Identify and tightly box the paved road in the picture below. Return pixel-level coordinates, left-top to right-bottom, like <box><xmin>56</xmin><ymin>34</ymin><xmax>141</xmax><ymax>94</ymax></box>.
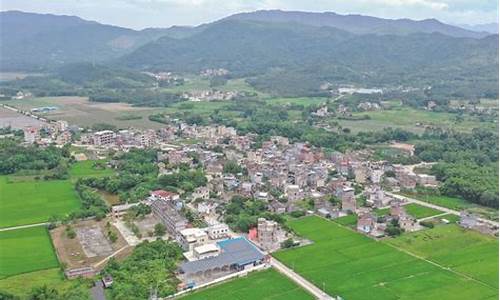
<box><xmin>386</xmin><ymin>192</ymin><xmax>499</xmax><ymax>226</ymax></box>
<box><xmin>270</xmin><ymin>257</ymin><xmax>335</xmax><ymax>300</ymax></box>
<box><xmin>0</xmin><ymin>222</ymin><xmax>47</xmax><ymax>232</ymax></box>
<box><xmin>418</xmin><ymin>212</ymin><xmax>449</xmax><ymax>222</ymax></box>
<box><xmin>90</xmin><ymin>281</ymin><xmax>106</xmax><ymax>300</ymax></box>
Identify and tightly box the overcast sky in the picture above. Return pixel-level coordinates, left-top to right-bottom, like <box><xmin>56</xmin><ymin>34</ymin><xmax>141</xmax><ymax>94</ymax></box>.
<box><xmin>1</xmin><ymin>0</ymin><xmax>498</xmax><ymax>29</ymax></box>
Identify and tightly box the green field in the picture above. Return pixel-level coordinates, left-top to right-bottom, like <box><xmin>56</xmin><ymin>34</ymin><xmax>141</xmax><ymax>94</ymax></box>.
<box><xmin>337</xmin><ymin>107</ymin><xmax>497</xmax><ymax>133</ymax></box>
<box><xmin>274</xmin><ymin>216</ymin><xmax>498</xmax><ymax>300</ymax></box>
<box><xmin>0</xmin><ymin>227</ymin><xmax>59</xmax><ymax>278</ymax></box>
<box><xmin>264</xmin><ymin>97</ymin><xmax>327</xmax><ymax>107</ymax></box>
<box><xmin>374</xmin><ymin>208</ymin><xmax>390</xmax><ymax>216</ymax></box>
<box><xmin>69</xmin><ymin>160</ymin><xmax>114</xmax><ymax>178</ymax></box>
<box><xmin>437</xmin><ymin>214</ymin><xmax>461</xmax><ymax>223</ymax></box>
<box><xmin>333</xmin><ymin>214</ymin><xmax>357</xmax><ymax>226</ymax></box>
<box><xmin>387</xmin><ymin>225</ymin><xmax>499</xmax><ymax>288</ymax></box>
<box><xmin>0</xmin><ymin>268</ymin><xmax>68</xmax><ymax>297</ymax></box>
<box><xmin>372</xmin><ymin>204</ymin><xmax>443</xmax><ymax>219</ymax></box>
<box><xmin>0</xmin><ymin>176</ymin><xmax>80</xmax><ymax>228</ymax></box>
<box><xmin>401</xmin><ymin>193</ymin><xmax>473</xmax><ymax>210</ymax></box>
<box><xmin>179</xmin><ymin>268</ymin><xmax>313</xmax><ymax>300</ymax></box>
<box><xmin>400</xmin><ymin>193</ymin><xmax>498</xmax><ymax>221</ymax></box>
<box><xmin>403</xmin><ymin>203</ymin><xmax>444</xmax><ymax>219</ymax></box>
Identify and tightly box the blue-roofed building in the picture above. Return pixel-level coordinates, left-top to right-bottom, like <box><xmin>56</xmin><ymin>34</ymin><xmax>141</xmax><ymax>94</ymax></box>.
<box><xmin>179</xmin><ymin>237</ymin><xmax>265</xmax><ymax>277</ymax></box>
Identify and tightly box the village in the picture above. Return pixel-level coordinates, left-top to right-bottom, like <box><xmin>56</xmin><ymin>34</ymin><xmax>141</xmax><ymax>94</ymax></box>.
<box><xmin>11</xmin><ymin>109</ymin><xmax>498</xmax><ymax>297</ymax></box>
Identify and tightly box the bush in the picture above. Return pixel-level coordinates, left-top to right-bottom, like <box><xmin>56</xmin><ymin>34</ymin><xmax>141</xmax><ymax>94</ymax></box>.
<box><xmin>290</xmin><ymin>210</ymin><xmax>306</xmax><ymax>218</ymax></box>
<box><xmin>419</xmin><ymin>220</ymin><xmax>435</xmax><ymax>228</ymax></box>
<box><xmin>281</xmin><ymin>238</ymin><xmax>295</xmax><ymax>249</ymax></box>
<box><xmin>154</xmin><ymin>223</ymin><xmax>167</xmax><ymax>237</ymax></box>
<box><xmin>66</xmin><ymin>226</ymin><xmax>76</xmax><ymax>239</ymax></box>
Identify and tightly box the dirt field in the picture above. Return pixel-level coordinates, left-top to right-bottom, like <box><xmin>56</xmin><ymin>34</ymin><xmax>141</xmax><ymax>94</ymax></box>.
<box><xmin>51</xmin><ymin>218</ymin><xmax>129</xmax><ymax>270</ymax></box>
<box><xmin>135</xmin><ymin>214</ymin><xmax>162</xmax><ymax>237</ymax></box>
<box><xmin>0</xmin><ymin>106</ymin><xmax>45</xmax><ymax>129</ymax></box>
<box><xmin>4</xmin><ymin>97</ymin><xmax>166</xmax><ymax>129</ymax></box>
<box><xmin>389</xmin><ymin>142</ymin><xmax>415</xmax><ymax>155</ymax></box>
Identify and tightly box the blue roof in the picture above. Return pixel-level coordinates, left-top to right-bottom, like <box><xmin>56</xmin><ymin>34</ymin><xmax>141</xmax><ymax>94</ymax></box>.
<box><xmin>180</xmin><ymin>237</ymin><xmax>264</xmax><ymax>274</ymax></box>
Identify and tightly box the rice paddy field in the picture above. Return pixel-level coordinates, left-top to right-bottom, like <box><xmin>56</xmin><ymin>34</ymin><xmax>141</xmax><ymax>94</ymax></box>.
<box><xmin>274</xmin><ymin>216</ymin><xmax>498</xmax><ymax>300</ymax></box>
<box><xmin>178</xmin><ymin>268</ymin><xmax>314</xmax><ymax>300</ymax></box>
<box><xmin>0</xmin><ymin>268</ymin><xmax>67</xmax><ymax>297</ymax></box>
<box><xmin>0</xmin><ymin>226</ymin><xmax>59</xmax><ymax>278</ymax></box>
<box><xmin>0</xmin><ymin>176</ymin><xmax>81</xmax><ymax>228</ymax></box>
<box><xmin>386</xmin><ymin>225</ymin><xmax>499</xmax><ymax>289</ymax></box>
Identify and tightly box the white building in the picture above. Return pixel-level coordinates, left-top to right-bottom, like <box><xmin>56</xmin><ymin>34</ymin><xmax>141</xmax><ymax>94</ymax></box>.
<box><xmin>206</xmin><ymin>223</ymin><xmax>229</xmax><ymax>240</ymax></box>
<box><xmin>193</xmin><ymin>243</ymin><xmax>220</xmax><ymax>260</ymax></box>
<box><xmin>178</xmin><ymin>228</ymin><xmax>208</xmax><ymax>251</ymax></box>
<box><xmin>92</xmin><ymin>130</ymin><xmax>115</xmax><ymax>146</ymax></box>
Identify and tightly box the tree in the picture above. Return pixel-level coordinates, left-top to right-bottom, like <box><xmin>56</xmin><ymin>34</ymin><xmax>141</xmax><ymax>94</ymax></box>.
<box><xmin>154</xmin><ymin>223</ymin><xmax>166</xmax><ymax>237</ymax></box>
<box><xmin>28</xmin><ymin>285</ymin><xmax>59</xmax><ymax>300</ymax></box>
<box><xmin>290</xmin><ymin>210</ymin><xmax>305</xmax><ymax>218</ymax></box>
<box><xmin>281</xmin><ymin>238</ymin><xmax>295</xmax><ymax>249</ymax></box>
<box><xmin>65</xmin><ymin>225</ymin><xmax>76</xmax><ymax>239</ymax></box>
<box><xmin>419</xmin><ymin>220</ymin><xmax>434</xmax><ymax>228</ymax></box>
<box><xmin>223</xmin><ymin>160</ymin><xmax>242</xmax><ymax>174</ymax></box>
<box><xmin>104</xmin><ymin>240</ymin><xmax>182</xmax><ymax>299</ymax></box>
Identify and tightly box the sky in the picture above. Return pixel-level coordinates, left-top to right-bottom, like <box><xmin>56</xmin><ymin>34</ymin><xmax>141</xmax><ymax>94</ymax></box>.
<box><xmin>1</xmin><ymin>0</ymin><xmax>498</xmax><ymax>29</ymax></box>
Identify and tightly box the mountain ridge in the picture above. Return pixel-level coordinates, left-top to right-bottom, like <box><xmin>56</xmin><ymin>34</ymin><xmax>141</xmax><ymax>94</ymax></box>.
<box><xmin>223</xmin><ymin>9</ymin><xmax>490</xmax><ymax>38</ymax></box>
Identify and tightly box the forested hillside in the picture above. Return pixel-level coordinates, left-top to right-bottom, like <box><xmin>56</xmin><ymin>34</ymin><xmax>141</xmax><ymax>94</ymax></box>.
<box><xmin>122</xmin><ymin>20</ymin><xmax>498</xmax><ymax>98</ymax></box>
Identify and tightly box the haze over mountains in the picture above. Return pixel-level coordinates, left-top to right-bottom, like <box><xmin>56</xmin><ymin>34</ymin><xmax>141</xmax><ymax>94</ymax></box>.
<box><xmin>0</xmin><ymin>10</ymin><xmax>498</xmax><ymax>98</ymax></box>
<box><xmin>224</xmin><ymin>10</ymin><xmax>492</xmax><ymax>38</ymax></box>
<box><xmin>0</xmin><ymin>11</ymin><xmax>186</xmax><ymax>70</ymax></box>
<box><xmin>1</xmin><ymin>10</ymin><xmax>497</xmax><ymax>71</ymax></box>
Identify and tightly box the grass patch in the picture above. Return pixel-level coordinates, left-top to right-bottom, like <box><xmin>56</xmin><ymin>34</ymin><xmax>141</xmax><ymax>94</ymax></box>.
<box><xmin>0</xmin><ymin>227</ymin><xmax>59</xmax><ymax>278</ymax></box>
<box><xmin>437</xmin><ymin>214</ymin><xmax>461</xmax><ymax>224</ymax></box>
<box><xmin>69</xmin><ymin>160</ymin><xmax>113</xmax><ymax>178</ymax></box>
<box><xmin>374</xmin><ymin>208</ymin><xmax>390</xmax><ymax>216</ymax></box>
<box><xmin>386</xmin><ymin>224</ymin><xmax>499</xmax><ymax>288</ymax></box>
<box><xmin>333</xmin><ymin>214</ymin><xmax>358</xmax><ymax>226</ymax></box>
<box><xmin>399</xmin><ymin>193</ymin><xmax>498</xmax><ymax>221</ymax></box>
<box><xmin>179</xmin><ymin>268</ymin><xmax>314</xmax><ymax>300</ymax></box>
<box><xmin>403</xmin><ymin>203</ymin><xmax>444</xmax><ymax>219</ymax></box>
<box><xmin>0</xmin><ymin>176</ymin><xmax>80</xmax><ymax>228</ymax></box>
<box><xmin>274</xmin><ymin>216</ymin><xmax>497</xmax><ymax>300</ymax></box>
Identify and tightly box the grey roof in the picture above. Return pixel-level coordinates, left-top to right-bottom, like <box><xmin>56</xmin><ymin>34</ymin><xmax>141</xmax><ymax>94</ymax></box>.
<box><xmin>180</xmin><ymin>237</ymin><xmax>264</xmax><ymax>274</ymax></box>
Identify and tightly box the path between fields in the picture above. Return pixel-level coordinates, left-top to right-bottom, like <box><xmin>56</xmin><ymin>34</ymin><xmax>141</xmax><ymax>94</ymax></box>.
<box><xmin>270</xmin><ymin>257</ymin><xmax>335</xmax><ymax>300</ymax></box>
<box><xmin>0</xmin><ymin>222</ymin><xmax>47</xmax><ymax>232</ymax></box>
<box><xmin>385</xmin><ymin>192</ymin><xmax>499</xmax><ymax>227</ymax></box>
